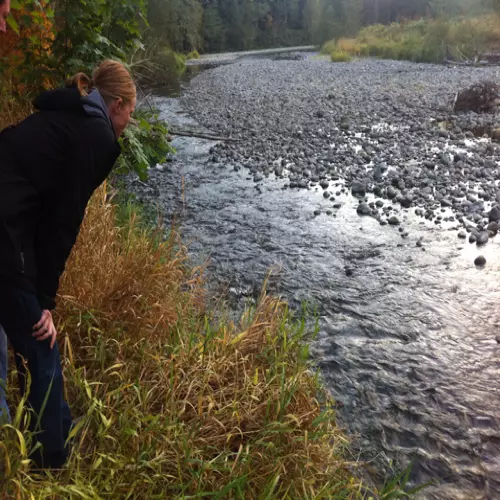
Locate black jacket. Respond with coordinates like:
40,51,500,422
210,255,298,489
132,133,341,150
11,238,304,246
0,88,121,309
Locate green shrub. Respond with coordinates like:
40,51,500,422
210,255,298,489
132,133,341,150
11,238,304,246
322,14,500,64
330,50,353,62
118,109,173,181
186,49,200,60
321,39,337,55
173,51,187,72
132,46,187,86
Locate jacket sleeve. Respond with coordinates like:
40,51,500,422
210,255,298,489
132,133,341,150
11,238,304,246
35,130,120,310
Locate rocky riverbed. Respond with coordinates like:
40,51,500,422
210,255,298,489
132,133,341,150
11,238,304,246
183,57,500,250
132,56,500,500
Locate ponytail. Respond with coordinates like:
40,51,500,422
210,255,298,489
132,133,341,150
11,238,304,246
67,72,93,97
67,61,136,104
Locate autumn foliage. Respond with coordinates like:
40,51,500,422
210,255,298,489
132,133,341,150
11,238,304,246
0,1,55,94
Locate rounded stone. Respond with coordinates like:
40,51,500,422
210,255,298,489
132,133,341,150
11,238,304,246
476,231,489,246
357,202,372,216
474,255,486,267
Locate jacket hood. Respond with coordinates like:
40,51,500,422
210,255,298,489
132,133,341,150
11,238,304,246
34,88,113,129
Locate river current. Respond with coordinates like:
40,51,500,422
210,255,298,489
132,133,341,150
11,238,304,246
133,55,500,499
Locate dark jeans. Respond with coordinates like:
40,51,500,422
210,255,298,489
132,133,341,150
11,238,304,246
0,285,72,468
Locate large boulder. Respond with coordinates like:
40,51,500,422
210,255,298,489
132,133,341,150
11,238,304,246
489,205,500,222
454,80,500,113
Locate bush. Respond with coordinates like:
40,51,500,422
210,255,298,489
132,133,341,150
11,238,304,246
186,49,200,60
321,13,500,64
118,109,173,181
337,37,363,55
321,39,337,55
132,46,187,86
330,50,353,62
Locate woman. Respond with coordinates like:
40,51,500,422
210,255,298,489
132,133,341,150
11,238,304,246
0,60,136,468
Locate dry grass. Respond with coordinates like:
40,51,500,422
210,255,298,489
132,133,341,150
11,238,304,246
57,187,206,342
0,95,32,131
0,186,366,498
322,13,500,64
336,38,363,55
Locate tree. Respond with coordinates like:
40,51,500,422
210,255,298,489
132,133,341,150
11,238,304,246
148,0,203,52
52,0,147,77
203,3,226,52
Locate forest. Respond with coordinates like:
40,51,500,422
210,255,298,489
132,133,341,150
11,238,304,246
149,0,500,52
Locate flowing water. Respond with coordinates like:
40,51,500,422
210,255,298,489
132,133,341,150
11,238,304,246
133,56,500,499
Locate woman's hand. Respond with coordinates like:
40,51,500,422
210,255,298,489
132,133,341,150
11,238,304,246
33,310,57,349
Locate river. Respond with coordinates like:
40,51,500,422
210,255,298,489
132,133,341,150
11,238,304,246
131,52,500,499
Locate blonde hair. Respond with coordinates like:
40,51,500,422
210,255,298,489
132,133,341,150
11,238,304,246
68,60,136,104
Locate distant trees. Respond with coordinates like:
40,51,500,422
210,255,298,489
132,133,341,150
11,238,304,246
147,0,203,51
145,0,499,54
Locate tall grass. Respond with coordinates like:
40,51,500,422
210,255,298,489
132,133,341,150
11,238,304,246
0,184,370,498
322,14,500,64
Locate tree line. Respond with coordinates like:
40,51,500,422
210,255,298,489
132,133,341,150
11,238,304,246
147,0,500,53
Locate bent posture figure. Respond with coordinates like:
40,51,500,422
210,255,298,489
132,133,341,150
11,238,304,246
0,60,136,468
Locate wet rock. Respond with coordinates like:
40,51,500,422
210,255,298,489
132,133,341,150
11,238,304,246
387,186,397,199
488,205,500,222
469,233,477,244
357,202,372,216
400,196,413,208
351,180,367,197
388,216,400,226
474,255,486,267
339,117,350,130
476,231,489,246
487,222,499,234
458,231,467,239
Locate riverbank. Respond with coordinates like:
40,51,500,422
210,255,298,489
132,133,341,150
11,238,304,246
187,45,316,66
1,184,374,498
131,55,500,499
